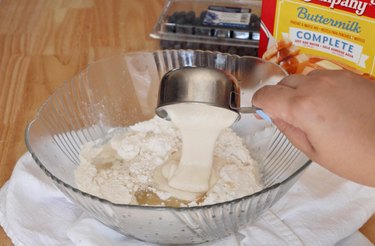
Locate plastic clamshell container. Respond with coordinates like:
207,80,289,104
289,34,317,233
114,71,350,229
150,0,263,56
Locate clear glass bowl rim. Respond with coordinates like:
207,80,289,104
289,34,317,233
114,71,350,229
25,49,311,211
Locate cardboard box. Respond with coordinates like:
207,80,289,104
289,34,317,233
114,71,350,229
259,0,375,78
150,0,262,57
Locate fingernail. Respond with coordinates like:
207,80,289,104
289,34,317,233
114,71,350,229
255,109,273,123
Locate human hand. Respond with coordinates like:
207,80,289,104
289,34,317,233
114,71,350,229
252,70,375,187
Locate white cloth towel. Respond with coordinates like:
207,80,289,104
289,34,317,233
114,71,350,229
0,152,374,246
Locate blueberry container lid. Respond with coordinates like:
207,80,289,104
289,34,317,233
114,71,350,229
150,0,262,48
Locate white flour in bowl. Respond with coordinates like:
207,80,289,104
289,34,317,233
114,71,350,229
75,116,262,207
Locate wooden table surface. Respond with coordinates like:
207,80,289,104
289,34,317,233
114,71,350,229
0,0,373,245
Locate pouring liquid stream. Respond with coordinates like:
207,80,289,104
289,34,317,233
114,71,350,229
152,103,239,203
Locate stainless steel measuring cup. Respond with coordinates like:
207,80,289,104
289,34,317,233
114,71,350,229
155,67,242,119
155,64,287,121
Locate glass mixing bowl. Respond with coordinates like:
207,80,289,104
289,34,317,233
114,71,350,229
25,50,311,244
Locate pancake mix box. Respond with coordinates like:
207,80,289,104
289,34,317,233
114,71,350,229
259,0,375,78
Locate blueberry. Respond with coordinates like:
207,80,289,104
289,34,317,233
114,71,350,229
173,42,182,49
201,43,213,51
244,47,258,56
249,14,261,30
200,10,207,20
176,25,193,34
175,15,186,25
219,45,229,53
193,17,202,26
168,15,177,23
160,40,175,49
227,47,238,54
195,27,211,36
185,11,196,24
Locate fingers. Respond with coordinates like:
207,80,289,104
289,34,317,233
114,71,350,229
252,74,310,120
306,69,353,81
307,68,341,77
277,74,305,89
253,86,317,159
252,84,295,120
252,74,318,159
273,118,315,158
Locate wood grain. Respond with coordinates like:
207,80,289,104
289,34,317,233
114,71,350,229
0,0,373,245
